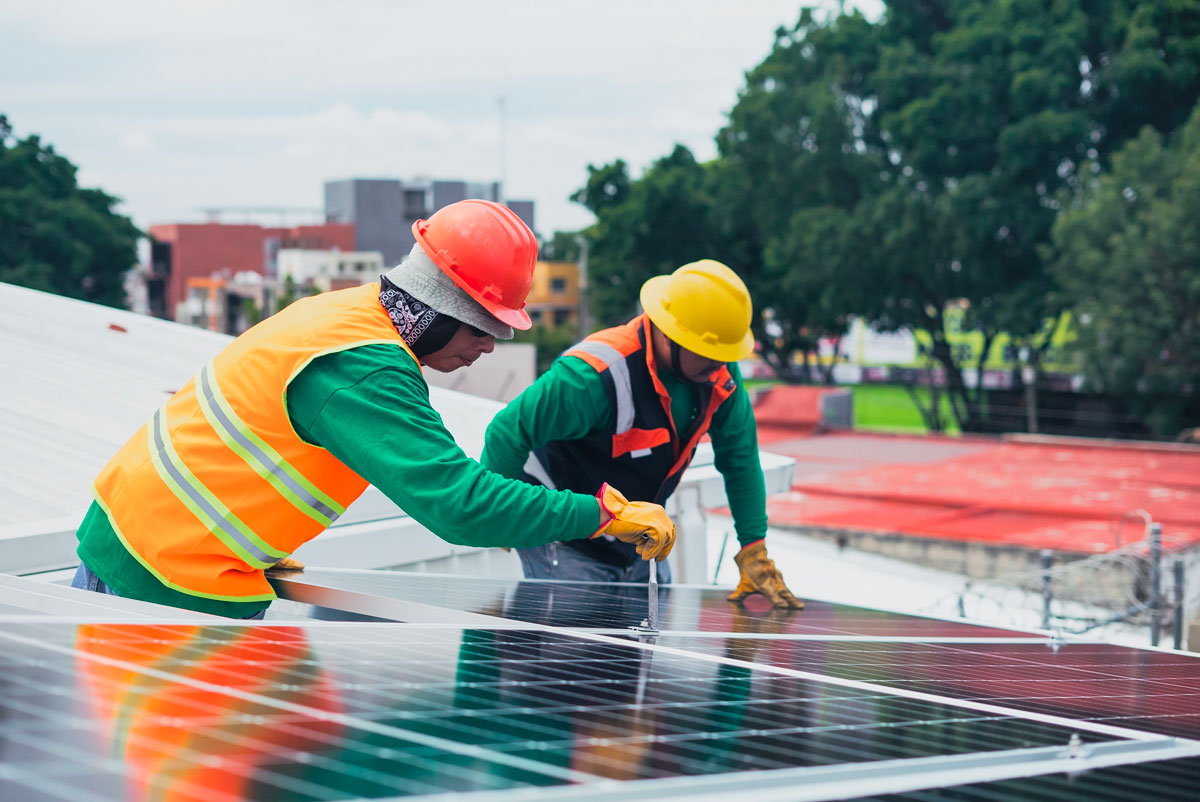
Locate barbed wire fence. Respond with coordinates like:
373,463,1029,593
929,512,1199,649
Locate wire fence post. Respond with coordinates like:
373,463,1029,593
1040,549,1054,631
1150,522,1163,647
1173,558,1185,651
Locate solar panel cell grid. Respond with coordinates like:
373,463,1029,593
4,568,1198,801
0,622,1122,800
653,637,1200,739
0,624,569,800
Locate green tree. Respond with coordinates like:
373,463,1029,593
714,0,1200,429
1048,105,1200,437
566,1,1199,421
572,145,735,328
0,115,140,307
539,230,582,262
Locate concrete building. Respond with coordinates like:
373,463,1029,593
324,178,535,267
276,249,385,293
147,222,354,320
525,260,581,329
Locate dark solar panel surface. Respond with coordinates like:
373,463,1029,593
0,623,568,801
0,622,1119,801
858,756,1200,801
285,569,1037,638
4,569,1198,801
651,637,1200,739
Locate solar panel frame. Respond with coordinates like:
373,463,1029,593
853,755,1200,802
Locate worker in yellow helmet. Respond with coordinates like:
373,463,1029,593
482,260,802,608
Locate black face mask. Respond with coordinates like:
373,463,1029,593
378,275,461,358
410,313,462,358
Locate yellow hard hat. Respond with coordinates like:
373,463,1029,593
639,260,755,362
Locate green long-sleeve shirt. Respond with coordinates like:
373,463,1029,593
481,354,768,550
76,344,599,617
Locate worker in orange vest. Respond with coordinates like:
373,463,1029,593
71,200,676,618
482,260,801,608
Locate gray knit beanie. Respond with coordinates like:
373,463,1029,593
382,243,515,340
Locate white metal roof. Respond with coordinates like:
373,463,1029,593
0,280,515,522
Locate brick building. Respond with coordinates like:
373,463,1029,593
146,222,355,319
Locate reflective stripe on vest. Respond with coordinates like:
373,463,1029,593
147,406,288,569
197,361,344,527
569,340,651,458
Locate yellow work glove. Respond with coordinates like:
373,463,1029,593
266,555,305,574
727,540,804,608
592,483,676,562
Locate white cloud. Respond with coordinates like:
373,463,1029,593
117,129,153,152
3,0,884,234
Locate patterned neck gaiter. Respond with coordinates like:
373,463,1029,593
378,275,460,357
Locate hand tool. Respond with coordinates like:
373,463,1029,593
628,531,661,634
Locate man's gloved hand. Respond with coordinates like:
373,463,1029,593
266,555,305,574
592,483,676,562
727,540,804,608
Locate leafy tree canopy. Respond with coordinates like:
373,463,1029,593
571,145,734,326
0,115,140,308
539,230,583,262
572,0,1200,431
1049,104,1200,436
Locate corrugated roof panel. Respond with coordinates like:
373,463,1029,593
0,282,493,530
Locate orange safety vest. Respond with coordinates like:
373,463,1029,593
93,283,418,603
521,315,736,567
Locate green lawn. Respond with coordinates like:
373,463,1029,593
746,380,962,434
852,384,961,434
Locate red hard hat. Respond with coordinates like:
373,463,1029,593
412,199,537,329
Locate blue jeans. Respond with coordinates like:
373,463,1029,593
71,562,121,596
70,563,267,620
516,542,671,583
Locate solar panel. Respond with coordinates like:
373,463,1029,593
273,569,1039,638
3,567,1199,801
2,619,1182,802
650,637,1200,740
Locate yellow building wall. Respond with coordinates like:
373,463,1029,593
526,260,580,327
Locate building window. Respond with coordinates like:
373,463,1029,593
550,277,567,294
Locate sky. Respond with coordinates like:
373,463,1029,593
2,0,882,239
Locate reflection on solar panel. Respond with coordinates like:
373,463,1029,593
1,567,1198,801
277,568,1038,638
